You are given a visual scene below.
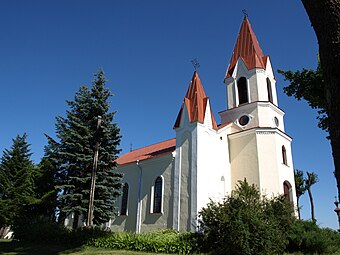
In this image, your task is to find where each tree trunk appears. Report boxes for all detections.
[307,187,316,223]
[297,197,301,220]
[72,211,80,229]
[301,0,340,197]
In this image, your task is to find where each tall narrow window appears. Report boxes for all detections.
[267,78,273,103]
[237,77,248,105]
[153,177,163,213]
[282,145,287,165]
[283,181,292,202]
[120,183,129,215]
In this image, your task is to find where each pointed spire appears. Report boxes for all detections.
[226,17,267,77]
[174,71,217,129]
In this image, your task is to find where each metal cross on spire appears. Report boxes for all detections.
[191,58,200,71]
[242,9,248,19]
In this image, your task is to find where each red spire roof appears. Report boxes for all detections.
[174,71,217,129]
[226,17,267,77]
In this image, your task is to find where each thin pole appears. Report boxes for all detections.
[87,116,102,227]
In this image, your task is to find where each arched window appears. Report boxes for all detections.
[267,78,273,103]
[120,183,129,215]
[237,77,248,105]
[282,145,287,165]
[283,181,292,202]
[153,177,163,213]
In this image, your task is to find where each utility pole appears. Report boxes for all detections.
[87,116,102,227]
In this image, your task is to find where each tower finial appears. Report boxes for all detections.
[242,9,248,19]
[191,58,200,72]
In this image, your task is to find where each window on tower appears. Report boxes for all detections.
[120,183,129,215]
[153,176,163,213]
[282,145,288,165]
[237,77,248,105]
[283,181,292,202]
[267,78,273,103]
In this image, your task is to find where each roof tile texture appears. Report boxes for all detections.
[174,71,217,129]
[116,138,176,166]
[226,17,267,77]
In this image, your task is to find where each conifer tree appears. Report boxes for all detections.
[34,141,60,222]
[51,69,122,228]
[0,134,37,232]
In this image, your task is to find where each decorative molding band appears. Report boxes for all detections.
[256,131,275,135]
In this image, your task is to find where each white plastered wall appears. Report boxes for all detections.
[229,129,260,188]
[111,154,174,232]
[196,103,231,215]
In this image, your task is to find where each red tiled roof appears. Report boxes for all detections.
[226,17,268,78]
[116,138,176,166]
[174,71,218,129]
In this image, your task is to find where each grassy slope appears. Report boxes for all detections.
[0,240,168,255]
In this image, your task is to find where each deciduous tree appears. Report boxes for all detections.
[299,0,340,197]
[305,171,319,223]
[294,169,307,219]
[199,179,293,255]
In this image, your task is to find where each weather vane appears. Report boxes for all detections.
[191,58,200,71]
[242,9,248,18]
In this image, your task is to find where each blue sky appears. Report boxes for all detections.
[0,1,336,229]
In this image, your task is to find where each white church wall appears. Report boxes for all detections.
[111,164,139,232]
[111,154,174,232]
[229,129,260,189]
[264,58,278,106]
[196,125,230,215]
[138,154,174,232]
[179,132,195,231]
[255,130,281,196]
[275,132,298,208]
[256,103,285,131]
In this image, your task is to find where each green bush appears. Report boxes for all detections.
[12,221,110,245]
[198,179,294,255]
[287,220,340,254]
[13,221,71,243]
[88,229,197,254]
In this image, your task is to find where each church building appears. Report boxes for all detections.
[111,17,297,233]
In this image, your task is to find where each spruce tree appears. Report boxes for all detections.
[52,69,122,228]
[0,134,36,231]
[34,141,60,222]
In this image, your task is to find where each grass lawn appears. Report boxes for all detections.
[0,240,169,255]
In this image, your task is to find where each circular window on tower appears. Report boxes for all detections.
[274,117,279,127]
[239,115,250,126]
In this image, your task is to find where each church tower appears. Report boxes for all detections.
[219,17,297,205]
[173,71,230,231]
[110,16,297,234]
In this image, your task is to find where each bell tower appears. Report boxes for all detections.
[220,17,284,132]
[219,17,297,211]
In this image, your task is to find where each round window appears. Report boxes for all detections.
[274,117,279,127]
[239,115,250,126]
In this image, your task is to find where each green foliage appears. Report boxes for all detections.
[48,69,123,227]
[287,220,340,254]
[0,134,38,229]
[13,221,110,245]
[294,169,306,200]
[277,64,328,133]
[88,230,197,254]
[198,179,294,255]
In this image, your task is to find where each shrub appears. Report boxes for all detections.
[287,220,340,254]
[88,229,197,254]
[198,179,294,255]
[12,220,110,245]
[13,221,71,243]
